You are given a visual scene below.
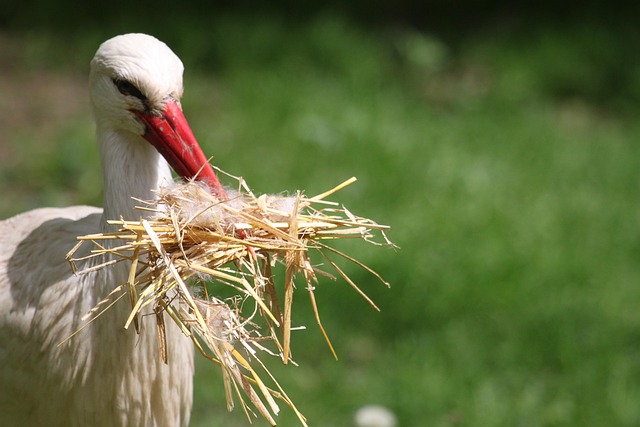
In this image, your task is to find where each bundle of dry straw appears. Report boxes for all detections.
[67,174,393,426]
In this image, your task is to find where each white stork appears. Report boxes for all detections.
[0,33,226,426]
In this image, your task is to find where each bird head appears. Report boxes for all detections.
[89,33,227,200]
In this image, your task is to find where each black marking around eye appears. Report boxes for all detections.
[112,78,147,101]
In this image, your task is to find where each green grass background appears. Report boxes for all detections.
[1,14,640,426]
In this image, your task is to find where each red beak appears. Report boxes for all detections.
[135,101,227,200]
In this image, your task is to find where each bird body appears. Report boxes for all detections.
[0,206,193,427]
[0,34,224,426]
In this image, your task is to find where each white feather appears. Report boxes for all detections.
[0,34,195,427]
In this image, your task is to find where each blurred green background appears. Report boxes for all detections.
[1,2,640,426]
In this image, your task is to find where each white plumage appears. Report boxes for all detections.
[0,34,226,426]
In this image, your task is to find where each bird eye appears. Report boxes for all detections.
[113,78,147,101]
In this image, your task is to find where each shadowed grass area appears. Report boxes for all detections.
[2,15,640,427]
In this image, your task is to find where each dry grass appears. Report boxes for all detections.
[66,175,393,425]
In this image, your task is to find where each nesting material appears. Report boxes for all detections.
[66,175,393,426]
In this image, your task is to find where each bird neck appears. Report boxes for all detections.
[98,127,173,231]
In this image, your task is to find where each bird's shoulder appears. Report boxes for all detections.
[0,206,103,310]
[1,206,102,241]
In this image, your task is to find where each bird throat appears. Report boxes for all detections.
[99,128,173,233]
